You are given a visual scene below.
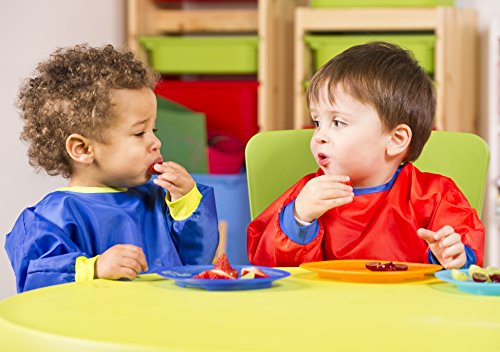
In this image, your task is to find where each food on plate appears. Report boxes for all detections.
[490,274,500,283]
[192,253,270,280]
[472,272,489,283]
[365,261,408,272]
[214,253,238,278]
[192,269,234,280]
[450,269,469,281]
[241,266,269,278]
[450,265,500,283]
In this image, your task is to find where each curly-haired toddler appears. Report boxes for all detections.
[5,44,219,292]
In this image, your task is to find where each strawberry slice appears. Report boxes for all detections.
[192,269,235,280]
[240,271,255,280]
[240,267,269,278]
[214,253,238,278]
[149,163,162,175]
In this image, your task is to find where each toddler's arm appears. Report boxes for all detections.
[247,172,350,266]
[415,180,484,268]
[152,161,218,265]
[164,183,219,266]
[294,174,353,222]
[152,161,195,201]
[5,209,150,292]
[6,209,92,292]
[95,244,148,280]
[417,226,468,269]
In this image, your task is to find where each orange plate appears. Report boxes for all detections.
[300,259,442,283]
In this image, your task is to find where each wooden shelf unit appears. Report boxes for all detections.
[126,0,307,132]
[293,7,478,132]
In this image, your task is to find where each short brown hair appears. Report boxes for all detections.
[306,41,435,162]
[18,44,159,178]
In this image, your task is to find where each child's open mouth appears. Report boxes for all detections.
[148,158,163,175]
[317,153,329,167]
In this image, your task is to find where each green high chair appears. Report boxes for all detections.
[245,129,490,220]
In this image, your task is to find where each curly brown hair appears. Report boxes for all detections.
[307,41,435,162]
[18,44,159,178]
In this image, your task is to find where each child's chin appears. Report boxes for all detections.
[124,177,149,188]
[322,168,335,176]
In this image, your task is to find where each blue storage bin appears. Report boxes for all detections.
[193,173,251,265]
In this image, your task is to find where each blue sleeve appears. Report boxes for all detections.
[427,245,477,268]
[168,184,219,265]
[279,200,319,245]
[5,208,88,293]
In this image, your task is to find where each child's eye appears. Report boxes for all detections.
[333,119,345,127]
[312,120,320,128]
[134,131,146,137]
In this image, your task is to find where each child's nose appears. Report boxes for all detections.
[314,128,329,144]
[151,134,162,151]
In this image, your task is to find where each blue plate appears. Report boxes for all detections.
[156,265,291,291]
[435,269,500,296]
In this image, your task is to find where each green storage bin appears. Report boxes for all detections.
[305,34,436,73]
[311,0,453,7]
[156,96,208,174]
[140,36,259,74]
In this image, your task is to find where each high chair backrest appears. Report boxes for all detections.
[245,129,489,220]
[413,130,489,217]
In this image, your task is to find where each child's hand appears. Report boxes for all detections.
[95,244,148,280]
[152,161,195,201]
[417,226,466,269]
[294,175,354,223]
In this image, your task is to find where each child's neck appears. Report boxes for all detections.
[352,162,403,188]
[68,173,108,188]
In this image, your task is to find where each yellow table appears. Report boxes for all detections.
[1,268,499,351]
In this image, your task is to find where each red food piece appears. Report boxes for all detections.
[365,262,383,271]
[379,262,394,271]
[472,272,489,283]
[149,163,162,175]
[214,253,238,278]
[490,273,500,283]
[393,263,408,271]
[192,269,235,280]
[365,261,408,272]
[240,267,269,278]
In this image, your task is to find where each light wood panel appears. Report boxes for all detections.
[294,7,478,133]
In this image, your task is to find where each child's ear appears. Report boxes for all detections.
[66,134,94,164]
[387,124,412,158]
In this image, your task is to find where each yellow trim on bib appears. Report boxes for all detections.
[57,186,127,193]
[75,255,99,282]
[165,185,202,221]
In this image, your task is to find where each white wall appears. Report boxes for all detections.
[0,0,124,300]
[456,0,500,266]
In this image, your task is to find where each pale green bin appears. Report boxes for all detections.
[140,36,259,74]
[311,0,453,7]
[305,34,436,73]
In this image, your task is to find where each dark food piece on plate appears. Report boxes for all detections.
[490,274,500,283]
[468,265,500,283]
[365,261,408,272]
[472,272,489,283]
